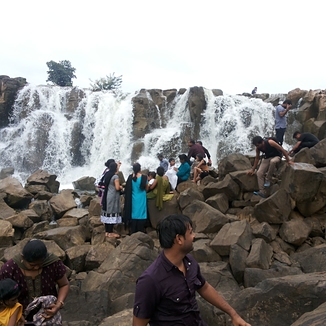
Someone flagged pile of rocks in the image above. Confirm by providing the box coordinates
[0,140,326,325]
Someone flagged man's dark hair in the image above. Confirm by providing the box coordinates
[157,153,163,159]
[252,136,264,146]
[168,157,175,163]
[293,131,301,138]
[283,99,292,105]
[157,214,193,249]
[189,139,195,145]
[196,140,203,145]
[22,239,48,262]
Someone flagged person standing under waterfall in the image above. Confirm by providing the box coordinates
[247,136,293,198]
[157,154,169,172]
[275,100,293,145]
[133,214,251,326]
[100,162,124,238]
[124,163,149,234]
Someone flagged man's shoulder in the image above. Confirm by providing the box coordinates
[139,254,166,280]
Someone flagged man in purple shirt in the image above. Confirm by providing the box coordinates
[187,139,205,161]
[133,214,251,326]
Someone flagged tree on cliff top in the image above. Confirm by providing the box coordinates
[89,73,123,92]
[90,73,129,99]
[46,60,77,86]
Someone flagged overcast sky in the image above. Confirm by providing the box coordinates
[1,0,324,95]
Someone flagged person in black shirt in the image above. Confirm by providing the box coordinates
[288,131,319,155]
[248,136,293,198]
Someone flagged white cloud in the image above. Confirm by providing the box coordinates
[1,0,324,95]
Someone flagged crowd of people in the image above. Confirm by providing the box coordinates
[0,97,320,325]
[97,112,322,234]
[95,139,213,238]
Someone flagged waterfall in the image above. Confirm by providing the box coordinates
[0,85,134,187]
[0,85,275,188]
[138,89,192,169]
[199,90,275,161]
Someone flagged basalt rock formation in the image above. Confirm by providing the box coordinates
[1,139,326,326]
[0,75,27,128]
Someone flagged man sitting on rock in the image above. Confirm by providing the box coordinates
[247,136,293,198]
[288,131,319,156]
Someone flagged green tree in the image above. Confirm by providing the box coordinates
[46,60,77,86]
[89,73,123,92]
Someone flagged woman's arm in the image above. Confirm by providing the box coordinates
[114,178,123,191]
[44,274,70,318]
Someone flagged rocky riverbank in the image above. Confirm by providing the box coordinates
[1,138,326,325]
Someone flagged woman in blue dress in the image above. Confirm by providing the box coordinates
[124,163,148,234]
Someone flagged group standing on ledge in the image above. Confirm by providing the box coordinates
[96,138,214,237]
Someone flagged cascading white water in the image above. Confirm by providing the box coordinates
[199,90,275,161]
[0,85,276,188]
[0,85,134,187]
[138,89,192,169]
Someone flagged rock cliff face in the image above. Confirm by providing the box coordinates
[0,75,27,128]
